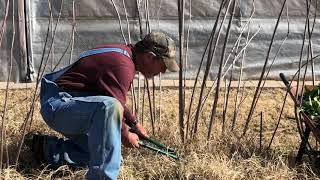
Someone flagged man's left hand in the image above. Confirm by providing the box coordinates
[132,123,149,139]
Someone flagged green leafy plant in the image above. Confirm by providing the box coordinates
[299,85,320,121]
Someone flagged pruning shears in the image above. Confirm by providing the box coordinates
[130,129,184,162]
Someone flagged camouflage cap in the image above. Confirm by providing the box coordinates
[141,32,179,72]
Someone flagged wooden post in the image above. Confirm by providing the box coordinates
[18,0,28,82]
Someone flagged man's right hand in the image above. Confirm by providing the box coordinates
[132,122,149,139]
[122,132,139,148]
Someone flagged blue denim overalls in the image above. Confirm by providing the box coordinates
[39,48,130,180]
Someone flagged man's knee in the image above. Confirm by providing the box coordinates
[111,99,123,114]
[101,98,123,117]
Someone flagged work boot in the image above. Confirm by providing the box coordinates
[25,132,45,163]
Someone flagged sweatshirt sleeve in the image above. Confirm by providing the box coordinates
[120,105,137,138]
[121,120,130,138]
[123,106,137,126]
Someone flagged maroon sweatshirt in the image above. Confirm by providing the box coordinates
[55,44,136,137]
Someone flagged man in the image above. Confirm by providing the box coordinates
[29,32,179,180]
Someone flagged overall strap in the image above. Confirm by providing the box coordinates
[43,47,131,82]
[78,47,131,60]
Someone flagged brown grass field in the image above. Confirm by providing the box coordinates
[0,86,320,179]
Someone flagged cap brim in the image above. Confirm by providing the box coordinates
[163,58,180,72]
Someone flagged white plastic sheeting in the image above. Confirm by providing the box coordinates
[0,0,320,82]
[0,0,28,82]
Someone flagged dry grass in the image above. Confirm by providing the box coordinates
[0,87,320,179]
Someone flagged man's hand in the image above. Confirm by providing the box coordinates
[132,123,149,139]
[122,132,139,148]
